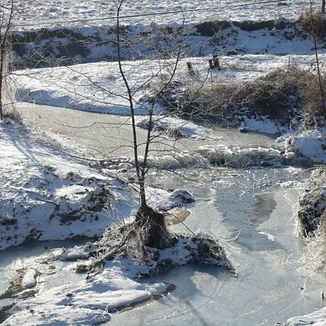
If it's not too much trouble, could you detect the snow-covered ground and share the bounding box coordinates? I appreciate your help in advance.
[282,130,326,164]
[2,267,171,325]
[15,60,168,115]
[14,54,326,115]
[0,119,136,250]
[9,0,319,30]
[286,307,326,326]
[12,23,320,70]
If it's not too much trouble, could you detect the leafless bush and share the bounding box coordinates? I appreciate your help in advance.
[298,10,326,38]
[164,66,326,129]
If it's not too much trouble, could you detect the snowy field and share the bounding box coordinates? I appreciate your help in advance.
[9,0,320,30]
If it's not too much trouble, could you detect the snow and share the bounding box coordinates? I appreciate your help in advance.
[2,227,232,325]
[21,269,38,289]
[240,117,287,135]
[147,188,195,211]
[8,0,319,30]
[282,130,326,164]
[14,55,326,116]
[136,116,209,140]
[0,119,136,250]
[4,305,111,326]
[12,20,324,71]
[286,307,326,326]
[15,61,157,115]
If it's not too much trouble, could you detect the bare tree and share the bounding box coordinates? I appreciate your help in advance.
[114,0,183,248]
[0,0,14,120]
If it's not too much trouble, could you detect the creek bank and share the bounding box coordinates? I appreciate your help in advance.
[12,18,318,69]
[156,67,326,136]
[0,119,136,251]
[0,117,206,252]
[285,167,326,325]
[298,168,326,237]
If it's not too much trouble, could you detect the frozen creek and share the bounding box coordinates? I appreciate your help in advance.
[0,117,325,325]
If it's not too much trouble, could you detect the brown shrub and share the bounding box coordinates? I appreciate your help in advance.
[298,10,326,38]
[177,83,238,122]
[174,67,326,129]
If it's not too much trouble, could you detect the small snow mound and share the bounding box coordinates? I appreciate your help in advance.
[240,117,286,135]
[21,269,39,290]
[287,130,326,163]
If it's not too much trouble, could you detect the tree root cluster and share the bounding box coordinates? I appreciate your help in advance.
[73,205,234,277]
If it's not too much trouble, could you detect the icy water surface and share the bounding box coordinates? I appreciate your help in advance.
[107,167,325,326]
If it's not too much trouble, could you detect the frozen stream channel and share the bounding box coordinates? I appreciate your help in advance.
[106,167,324,326]
[0,119,324,325]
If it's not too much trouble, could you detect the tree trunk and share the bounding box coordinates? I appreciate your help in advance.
[0,47,4,120]
[135,205,170,249]
[322,0,326,14]
[138,177,147,207]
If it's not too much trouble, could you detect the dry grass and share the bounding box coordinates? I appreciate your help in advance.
[177,83,239,123]
[171,66,326,129]
[298,10,326,38]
